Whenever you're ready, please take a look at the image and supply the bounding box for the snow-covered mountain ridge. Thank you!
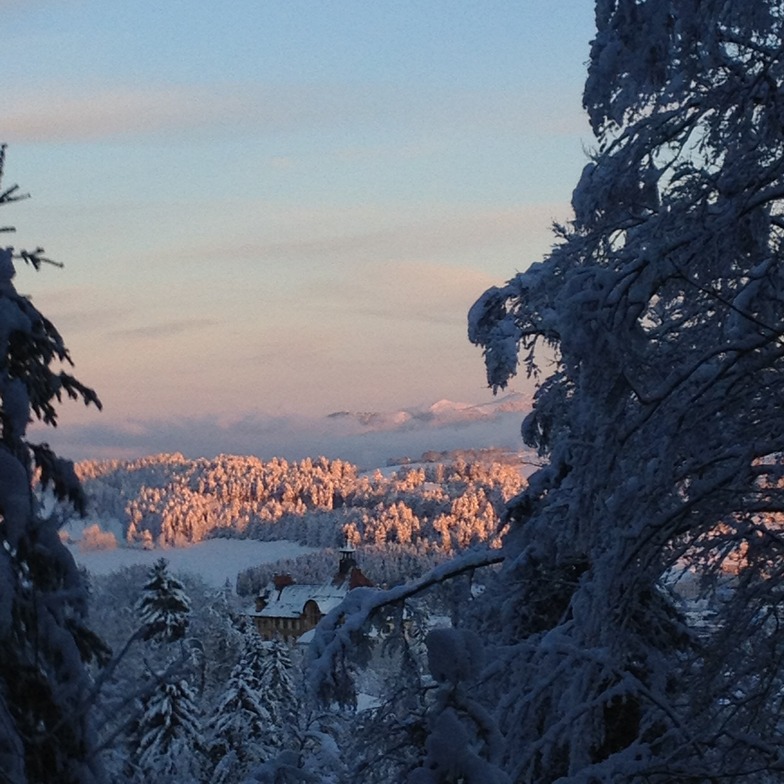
[326,391,530,432]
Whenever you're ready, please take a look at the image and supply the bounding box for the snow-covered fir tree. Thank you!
[199,580,244,692]
[128,677,204,784]
[137,558,191,643]
[110,561,204,781]
[258,638,299,741]
[205,631,274,783]
[0,147,105,783]
[311,2,784,781]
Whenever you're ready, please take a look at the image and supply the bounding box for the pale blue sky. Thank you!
[4,1,596,460]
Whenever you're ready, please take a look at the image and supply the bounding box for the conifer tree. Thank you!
[206,635,273,783]
[0,147,105,783]
[137,558,190,643]
[258,639,298,742]
[129,677,203,784]
[208,627,283,782]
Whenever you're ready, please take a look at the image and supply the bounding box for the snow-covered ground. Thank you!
[69,539,316,588]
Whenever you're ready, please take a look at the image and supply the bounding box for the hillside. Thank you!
[66,450,527,560]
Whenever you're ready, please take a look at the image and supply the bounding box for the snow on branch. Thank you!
[307,547,503,703]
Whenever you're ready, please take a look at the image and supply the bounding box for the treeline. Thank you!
[234,544,449,598]
[72,452,526,554]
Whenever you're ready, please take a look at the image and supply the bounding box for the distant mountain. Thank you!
[46,393,535,472]
[310,392,536,468]
[327,409,414,429]
[326,392,531,434]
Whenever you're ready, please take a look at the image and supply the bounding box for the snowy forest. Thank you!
[5,1,784,782]
[69,450,523,576]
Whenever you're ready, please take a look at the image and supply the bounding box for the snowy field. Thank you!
[69,539,316,588]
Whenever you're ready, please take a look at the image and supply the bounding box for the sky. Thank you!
[4,1,596,462]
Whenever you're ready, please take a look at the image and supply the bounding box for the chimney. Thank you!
[273,573,295,592]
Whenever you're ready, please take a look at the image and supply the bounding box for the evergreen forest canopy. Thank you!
[5,1,784,782]
[71,451,523,551]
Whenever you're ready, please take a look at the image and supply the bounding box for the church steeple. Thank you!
[338,540,357,576]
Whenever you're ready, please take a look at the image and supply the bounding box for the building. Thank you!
[249,544,372,642]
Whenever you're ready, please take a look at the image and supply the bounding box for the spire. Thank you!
[338,538,357,576]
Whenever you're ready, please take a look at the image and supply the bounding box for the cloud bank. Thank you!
[32,394,535,469]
